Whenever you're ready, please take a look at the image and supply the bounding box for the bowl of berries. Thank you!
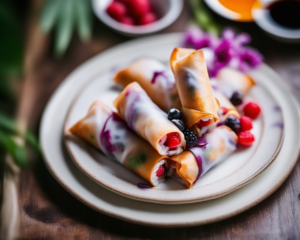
[92,0,184,36]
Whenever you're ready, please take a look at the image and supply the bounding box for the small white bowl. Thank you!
[92,0,184,37]
[252,0,300,42]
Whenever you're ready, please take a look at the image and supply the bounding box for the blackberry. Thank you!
[168,108,182,120]
[171,119,185,132]
[230,91,243,106]
[183,129,197,148]
[225,116,241,133]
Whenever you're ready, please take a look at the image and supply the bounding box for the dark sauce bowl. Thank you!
[252,0,300,42]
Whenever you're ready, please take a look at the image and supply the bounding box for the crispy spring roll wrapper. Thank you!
[168,126,237,188]
[114,58,181,112]
[198,85,241,137]
[170,48,220,135]
[69,101,169,187]
[114,82,186,156]
[216,67,255,99]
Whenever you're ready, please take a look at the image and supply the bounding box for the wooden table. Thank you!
[18,2,300,239]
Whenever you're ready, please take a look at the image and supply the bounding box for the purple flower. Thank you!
[183,27,263,75]
[214,40,232,68]
[238,47,263,72]
[184,27,219,49]
[222,28,251,50]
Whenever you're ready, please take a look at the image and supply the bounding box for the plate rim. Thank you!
[40,33,300,227]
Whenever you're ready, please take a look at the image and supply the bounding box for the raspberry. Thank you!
[196,119,213,127]
[164,132,181,149]
[225,116,241,133]
[244,102,261,119]
[139,12,156,25]
[156,165,165,177]
[183,129,197,148]
[106,2,127,21]
[128,0,150,17]
[120,16,134,25]
[238,131,255,147]
[240,116,253,132]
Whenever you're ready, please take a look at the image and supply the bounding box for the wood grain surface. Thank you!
[17,1,300,239]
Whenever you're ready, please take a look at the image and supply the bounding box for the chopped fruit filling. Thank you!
[240,116,253,132]
[238,131,255,147]
[196,118,213,127]
[244,102,261,119]
[164,132,181,149]
[156,164,165,177]
[221,106,228,115]
[159,135,167,144]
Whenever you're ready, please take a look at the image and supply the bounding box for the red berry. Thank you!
[139,12,156,25]
[106,2,127,21]
[128,0,151,17]
[196,119,213,127]
[156,165,165,177]
[117,0,132,4]
[243,102,261,119]
[164,132,181,148]
[120,16,134,25]
[240,116,253,132]
[221,107,227,115]
[238,131,255,147]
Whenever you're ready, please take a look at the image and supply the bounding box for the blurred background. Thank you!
[0,0,300,239]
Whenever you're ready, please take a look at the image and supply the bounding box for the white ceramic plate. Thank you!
[63,62,283,204]
[40,33,300,226]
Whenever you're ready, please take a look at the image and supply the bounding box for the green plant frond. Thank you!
[75,0,92,41]
[189,0,221,35]
[55,0,76,56]
[40,0,60,33]
[0,110,17,135]
[0,130,28,167]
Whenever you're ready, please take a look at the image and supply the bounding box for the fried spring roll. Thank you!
[170,48,220,136]
[215,67,255,100]
[114,82,186,156]
[69,101,169,186]
[114,58,181,112]
[169,126,237,188]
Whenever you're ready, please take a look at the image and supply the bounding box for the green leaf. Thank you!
[55,0,75,56]
[0,111,40,156]
[189,0,222,35]
[0,110,17,135]
[0,130,28,167]
[75,0,92,41]
[40,0,60,33]
[25,130,41,154]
